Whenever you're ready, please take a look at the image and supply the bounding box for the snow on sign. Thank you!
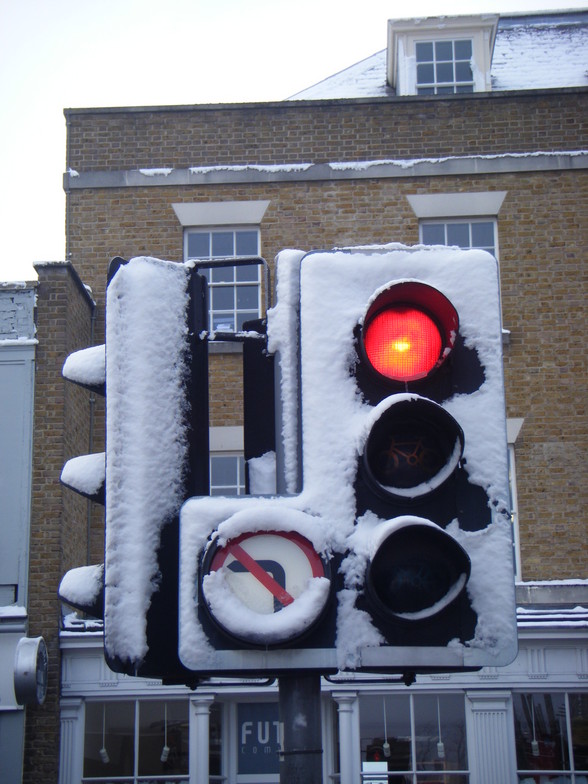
[201,530,330,645]
[179,245,518,678]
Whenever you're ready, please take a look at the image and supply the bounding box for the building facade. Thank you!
[22,9,588,783]
[0,283,38,781]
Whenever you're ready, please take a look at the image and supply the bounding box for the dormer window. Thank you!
[388,15,498,96]
[416,39,474,94]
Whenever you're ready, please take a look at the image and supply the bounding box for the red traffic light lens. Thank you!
[361,282,459,383]
[364,306,442,382]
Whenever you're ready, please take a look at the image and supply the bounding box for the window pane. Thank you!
[237,285,259,310]
[513,693,571,772]
[437,86,455,95]
[422,224,446,245]
[210,264,234,283]
[237,311,260,330]
[210,703,223,775]
[211,456,238,486]
[138,701,189,776]
[416,42,433,62]
[360,694,411,771]
[417,86,435,96]
[212,313,234,331]
[456,84,474,93]
[187,232,210,258]
[210,455,244,494]
[446,223,471,248]
[435,40,453,61]
[436,62,455,83]
[84,701,135,778]
[212,286,234,311]
[236,262,260,282]
[212,231,234,256]
[417,64,435,84]
[570,694,588,771]
[414,694,468,772]
[471,222,495,252]
[454,39,472,59]
[455,61,473,82]
[236,230,259,255]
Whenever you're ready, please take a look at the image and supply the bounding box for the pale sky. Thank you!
[1,0,585,281]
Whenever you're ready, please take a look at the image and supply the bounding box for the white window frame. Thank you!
[388,15,498,96]
[420,217,499,258]
[408,191,507,259]
[174,200,270,334]
[184,226,262,332]
[507,418,524,580]
[415,38,475,95]
[209,427,245,496]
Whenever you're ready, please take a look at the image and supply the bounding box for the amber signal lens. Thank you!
[363,305,443,382]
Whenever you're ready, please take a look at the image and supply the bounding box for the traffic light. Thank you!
[59,256,209,681]
[61,247,516,681]
[178,245,518,678]
[60,255,272,681]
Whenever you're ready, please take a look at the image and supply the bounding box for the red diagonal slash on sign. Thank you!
[228,542,294,606]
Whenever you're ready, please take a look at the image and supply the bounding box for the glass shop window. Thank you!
[513,691,588,782]
[359,692,469,782]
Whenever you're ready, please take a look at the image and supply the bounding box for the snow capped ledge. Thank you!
[63,151,588,190]
[516,579,588,608]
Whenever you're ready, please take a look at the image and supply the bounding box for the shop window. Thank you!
[513,692,588,782]
[359,693,469,781]
[185,228,261,331]
[83,700,190,782]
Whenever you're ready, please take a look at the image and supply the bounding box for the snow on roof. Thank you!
[289,51,392,101]
[289,12,588,100]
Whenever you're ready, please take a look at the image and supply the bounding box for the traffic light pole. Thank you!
[278,673,323,784]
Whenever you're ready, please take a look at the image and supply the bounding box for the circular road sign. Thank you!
[201,530,330,645]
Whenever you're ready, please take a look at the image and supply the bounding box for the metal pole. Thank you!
[278,673,323,784]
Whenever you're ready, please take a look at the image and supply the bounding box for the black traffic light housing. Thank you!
[60,246,517,683]
[179,245,517,678]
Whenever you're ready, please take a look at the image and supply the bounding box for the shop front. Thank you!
[59,610,588,784]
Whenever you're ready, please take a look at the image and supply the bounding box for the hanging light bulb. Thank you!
[160,703,170,763]
[382,697,391,757]
[436,698,445,759]
[99,704,110,764]
[531,698,540,756]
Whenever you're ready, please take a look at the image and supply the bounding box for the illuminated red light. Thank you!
[364,305,443,382]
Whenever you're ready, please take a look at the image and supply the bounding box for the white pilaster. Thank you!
[189,692,216,784]
[466,691,517,784]
[332,691,359,784]
[59,698,85,784]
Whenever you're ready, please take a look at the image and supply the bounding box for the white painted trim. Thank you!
[388,15,499,94]
[407,191,507,218]
[172,200,270,227]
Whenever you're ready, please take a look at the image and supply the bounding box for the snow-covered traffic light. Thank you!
[179,245,517,678]
[60,256,210,681]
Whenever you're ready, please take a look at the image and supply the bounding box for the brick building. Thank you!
[21,9,588,783]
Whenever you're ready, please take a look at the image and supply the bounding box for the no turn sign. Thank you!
[201,530,330,645]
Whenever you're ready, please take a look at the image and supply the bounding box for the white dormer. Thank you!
[387,15,499,96]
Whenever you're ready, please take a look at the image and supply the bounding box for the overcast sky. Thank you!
[1,0,585,281]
